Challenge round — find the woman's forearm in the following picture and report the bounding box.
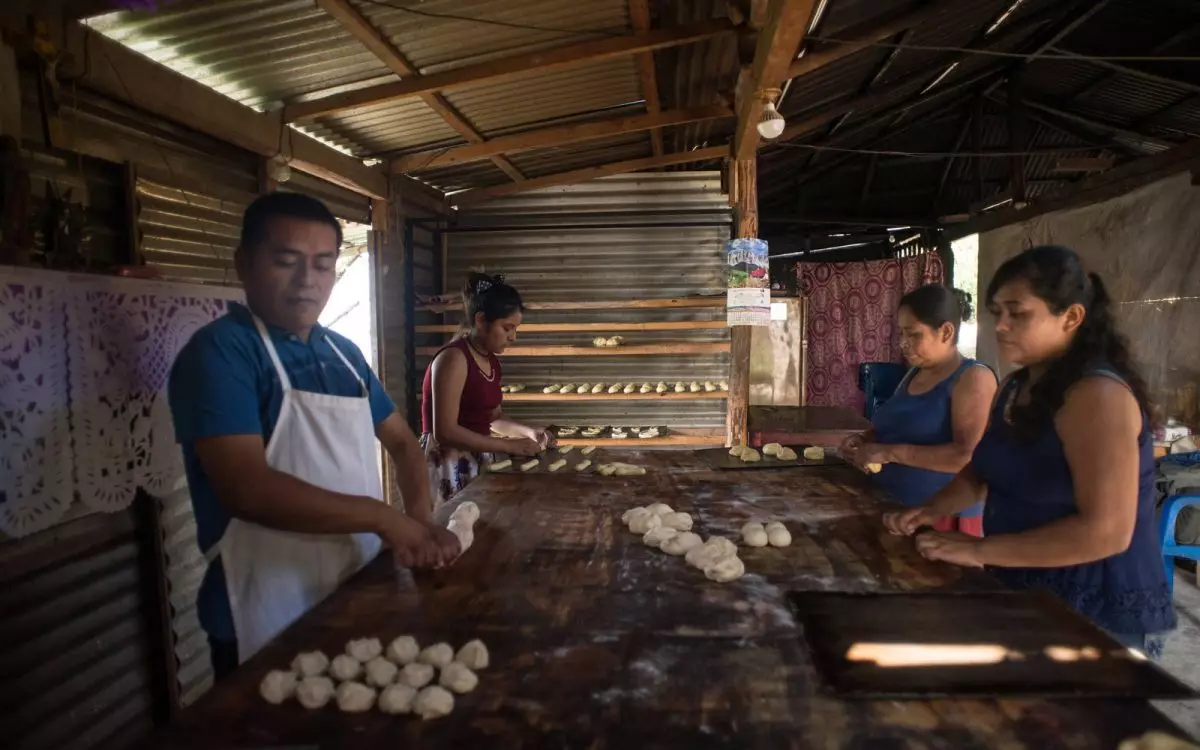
[884,442,974,474]
[434,423,513,454]
[492,415,538,440]
[925,466,987,516]
[978,514,1130,568]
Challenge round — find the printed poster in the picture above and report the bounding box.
[726,237,770,326]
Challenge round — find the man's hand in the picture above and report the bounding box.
[882,506,942,536]
[427,523,462,563]
[376,508,443,567]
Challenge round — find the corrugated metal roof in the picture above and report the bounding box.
[657,0,738,153]
[507,132,653,179]
[305,98,464,156]
[415,160,514,194]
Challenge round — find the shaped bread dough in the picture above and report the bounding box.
[597,464,617,476]
[627,509,662,534]
[336,681,376,713]
[621,506,646,524]
[455,639,489,671]
[655,382,668,393]
[399,662,435,688]
[661,512,693,531]
[645,503,673,517]
[414,685,455,720]
[365,656,398,687]
[608,383,623,393]
[259,669,297,704]
[614,463,646,476]
[488,459,513,471]
[292,651,329,677]
[705,554,746,582]
[378,683,417,715]
[685,537,737,569]
[558,445,575,455]
[520,458,540,471]
[689,381,702,392]
[418,643,455,669]
[387,635,420,665]
[775,447,798,461]
[728,445,747,458]
[330,654,362,682]
[580,446,596,455]
[740,449,761,463]
[548,459,567,472]
[447,501,479,555]
[543,384,561,394]
[640,383,654,393]
[575,460,592,471]
[719,381,729,391]
[607,336,624,346]
[762,442,782,457]
[439,661,480,694]
[346,638,382,663]
[643,526,679,549]
[661,531,703,556]
[576,384,591,394]
[803,446,826,461]
[741,521,768,547]
[704,381,717,392]
[591,383,606,393]
[296,676,335,709]
[674,382,686,393]
[592,336,608,347]
[624,383,637,393]
[766,521,793,547]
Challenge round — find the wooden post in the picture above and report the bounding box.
[727,157,756,446]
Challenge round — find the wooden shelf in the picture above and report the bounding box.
[505,391,728,401]
[416,342,730,357]
[416,296,725,313]
[556,433,724,447]
[414,320,727,333]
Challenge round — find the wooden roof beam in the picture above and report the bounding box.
[629,0,663,158]
[451,146,727,205]
[391,105,731,173]
[314,0,525,182]
[284,18,735,122]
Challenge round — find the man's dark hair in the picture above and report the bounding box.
[239,192,343,252]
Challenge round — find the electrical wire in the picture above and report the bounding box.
[353,0,624,39]
[775,143,1109,158]
[804,36,1200,62]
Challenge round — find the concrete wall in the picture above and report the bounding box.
[977,173,1200,423]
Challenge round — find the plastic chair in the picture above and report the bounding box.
[857,362,908,419]
[1158,492,1200,596]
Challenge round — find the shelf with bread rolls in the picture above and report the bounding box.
[554,428,724,448]
[415,342,729,357]
[415,295,726,314]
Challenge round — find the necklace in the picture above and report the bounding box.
[464,337,496,382]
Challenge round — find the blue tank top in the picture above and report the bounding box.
[870,358,990,515]
[971,371,1175,636]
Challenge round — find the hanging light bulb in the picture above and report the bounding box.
[757,99,786,140]
[268,154,292,184]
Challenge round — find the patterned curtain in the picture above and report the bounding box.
[799,252,945,411]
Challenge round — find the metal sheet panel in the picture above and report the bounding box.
[281,171,371,224]
[507,132,653,179]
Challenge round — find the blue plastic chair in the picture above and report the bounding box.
[1158,492,1200,596]
[857,362,908,419]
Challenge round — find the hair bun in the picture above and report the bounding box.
[952,288,973,321]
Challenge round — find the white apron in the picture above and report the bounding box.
[208,315,383,663]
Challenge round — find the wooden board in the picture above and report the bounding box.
[416,296,727,313]
[146,452,1189,749]
[694,445,845,471]
[486,449,601,475]
[415,321,728,333]
[505,390,727,402]
[791,590,1196,699]
[416,342,731,357]
[750,405,871,447]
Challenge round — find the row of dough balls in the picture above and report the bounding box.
[592,336,626,347]
[741,520,792,548]
[260,636,489,719]
[621,504,745,582]
[543,381,729,394]
[499,384,526,393]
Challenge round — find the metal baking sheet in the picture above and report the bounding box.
[789,590,1196,700]
[549,424,670,442]
[486,448,600,475]
[694,445,845,470]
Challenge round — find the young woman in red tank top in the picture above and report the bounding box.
[420,272,552,508]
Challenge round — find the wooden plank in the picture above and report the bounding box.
[505,391,728,402]
[284,19,736,121]
[628,0,663,158]
[555,433,724,447]
[415,342,731,357]
[414,320,728,333]
[451,146,728,204]
[417,296,726,312]
[391,106,731,173]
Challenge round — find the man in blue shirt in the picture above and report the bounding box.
[169,192,458,677]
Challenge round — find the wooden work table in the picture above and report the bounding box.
[146,452,1184,749]
[750,405,872,447]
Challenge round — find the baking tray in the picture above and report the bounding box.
[694,445,845,470]
[788,590,1195,699]
[549,424,670,442]
[485,446,601,474]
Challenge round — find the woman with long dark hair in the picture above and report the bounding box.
[842,285,997,535]
[420,272,551,508]
[884,246,1175,655]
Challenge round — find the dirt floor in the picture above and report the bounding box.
[1154,571,1200,737]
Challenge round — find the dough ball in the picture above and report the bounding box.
[645,503,674,517]
[330,654,362,682]
[439,661,480,694]
[661,511,693,531]
[455,639,490,671]
[296,676,336,709]
[628,510,662,535]
[378,683,418,715]
[740,449,761,463]
[803,446,826,461]
[291,650,329,677]
[365,656,399,687]
[767,525,793,547]
[621,506,646,524]
[762,442,782,456]
[414,685,455,720]
[453,501,480,525]
[597,463,617,476]
[741,522,768,547]
[387,635,420,665]
[728,445,746,458]
[346,637,382,662]
[399,662,435,688]
[705,554,746,582]
[661,531,703,556]
[336,681,376,713]
[775,447,798,461]
[685,537,737,569]
[643,526,679,549]
[417,643,455,669]
[259,669,297,704]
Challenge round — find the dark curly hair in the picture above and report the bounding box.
[898,284,973,343]
[986,245,1151,438]
[462,271,524,326]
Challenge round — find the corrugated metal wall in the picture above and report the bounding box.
[442,172,731,430]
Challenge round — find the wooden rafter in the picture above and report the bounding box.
[314,0,525,182]
[284,18,735,122]
[934,109,974,211]
[1065,22,1200,103]
[628,0,663,158]
[452,146,727,205]
[390,105,731,173]
[1022,98,1173,152]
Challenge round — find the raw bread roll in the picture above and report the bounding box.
[455,639,490,671]
[655,382,668,393]
[766,521,793,547]
[762,442,782,457]
[591,383,606,393]
[639,383,653,393]
[387,635,420,665]
[689,381,702,392]
[598,464,617,476]
[520,458,540,471]
[417,643,455,669]
[643,526,679,549]
[488,459,512,471]
[728,445,747,458]
[685,537,737,569]
[543,384,561,394]
[740,448,761,463]
[548,459,567,472]
[592,336,608,347]
[624,383,637,393]
[558,445,575,455]
[775,447,798,461]
[296,676,336,709]
[292,651,329,677]
[259,670,297,704]
[575,460,592,471]
[509,384,525,393]
[674,382,686,393]
[346,638,382,663]
[608,383,623,393]
[447,500,479,555]
[399,662,435,688]
[414,685,455,719]
[365,656,398,687]
[621,506,645,524]
[330,654,362,682]
[576,384,591,394]
[580,446,597,455]
[741,522,768,547]
[661,512,693,531]
[705,554,745,582]
[378,683,417,715]
[627,509,662,534]
[719,381,729,391]
[615,464,646,476]
[703,381,717,392]
[336,681,376,713]
[646,503,673,517]
[439,661,480,694]
[803,446,826,461]
[661,531,703,556]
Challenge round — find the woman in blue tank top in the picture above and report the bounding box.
[841,285,997,535]
[884,246,1175,656]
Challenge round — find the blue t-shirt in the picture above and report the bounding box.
[168,302,394,643]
